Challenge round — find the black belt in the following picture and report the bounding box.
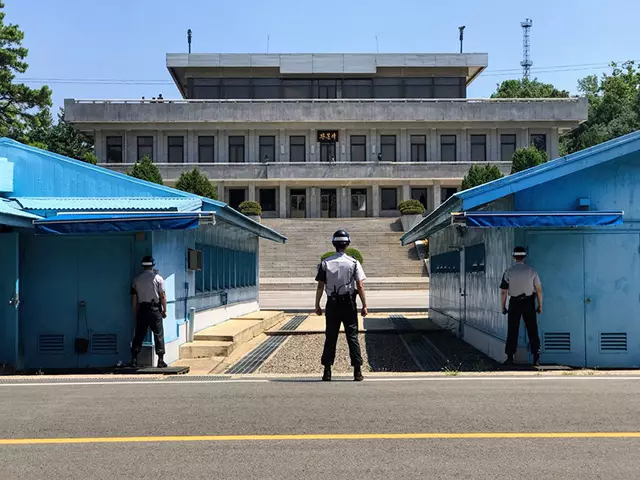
[328,293,355,301]
[510,294,534,301]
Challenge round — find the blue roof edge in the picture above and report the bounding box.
[0,138,286,242]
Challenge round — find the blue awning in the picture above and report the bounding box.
[452,211,623,228]
[34,212,213,235]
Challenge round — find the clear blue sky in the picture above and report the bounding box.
[7,0,640,112]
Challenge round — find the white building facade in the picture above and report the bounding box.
[64,53,588,219]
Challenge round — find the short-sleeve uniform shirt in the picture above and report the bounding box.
[500,262,541,297]
[131,270,165,303]
[315,253,366,296]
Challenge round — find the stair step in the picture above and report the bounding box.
[179,340,235,358]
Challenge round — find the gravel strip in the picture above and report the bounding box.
[425,331,499,372]
[258,334,420,374]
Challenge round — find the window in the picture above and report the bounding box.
[282,79,312,99]
[106,136,123,163]
[404,77,433,98]
[350,135,366,162]
[381,188,398,210]
[137,136,153,161]
[221,78,251,99]
[434,77,464,98]
[259,189,277,212]
[531,133,547,152]
[440,135,457,162]
[411,188,428,209]
[500,134,517,162]
[228,136,245,163]
[198,136,215,163]
[289,136,306,162]
[380,135,396,162]
[259,136,276,163]
[411,135,427,162]
[195,244,257,293]
[342,79,373,98]
[470,135,487,162]
[442,187,457,203]
[373,78,403,98]
[167,136,184,163]
[189,78,221,99]
[253,78,281,99]
[316,79,338,99]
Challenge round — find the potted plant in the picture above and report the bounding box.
[238,201,262,222]
[321,248,364,264]
[398,200,425,231]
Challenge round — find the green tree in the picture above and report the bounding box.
[0,1,52,139]
[28,108,96,162]
[175,167,217,199]
[128,155,163,185]
[562,61,640,154]
[510,146,548,174]
[461,164,504,190]
[491,78,569,98]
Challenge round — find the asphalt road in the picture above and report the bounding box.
[2,376,640,479]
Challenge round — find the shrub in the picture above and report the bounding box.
[321,247,364,265]
[511,146,548,174]
[238,200,262,216]
[399,199,425,215]
[128,155,163,185]
[461,164,503,190]
[175,167,217,199]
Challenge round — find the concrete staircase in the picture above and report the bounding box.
[179,311,285,359]
[260,218,426,285]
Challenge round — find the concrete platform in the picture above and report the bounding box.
[260,290,429,312]
[260,277,429,291]
[267,313,437,334]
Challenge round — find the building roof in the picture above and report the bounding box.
[401,129,640,245]
[0,199,41,228]
[166,53,488,97]
[14,197,202,212]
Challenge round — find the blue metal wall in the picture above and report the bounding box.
[0,233,19,367]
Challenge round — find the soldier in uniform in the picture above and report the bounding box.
[130,256,168,368]
[315,230,368,382]
[500,246,543,366]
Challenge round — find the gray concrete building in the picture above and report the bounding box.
[64,53,588,219]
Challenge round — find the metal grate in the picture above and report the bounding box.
[280,315,308,331]
[38,334,64,354]
[600,332,628,352]
[226,336,287,374]
[543,332,571,352]
[91,333,118,354]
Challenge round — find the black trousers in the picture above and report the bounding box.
[505,296,540,356]
[321,296,363,367]
[131,303,165,357]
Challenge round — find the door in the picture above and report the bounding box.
[584,234,640,367]
[320,189,337,218]
[21,236,134,369]
[228,189,246,211]
[351,189,367,218]
[0,233,19,366]
[320,143,336,162]
[290,189,306,218]
[411,188,428,210]
[527,232,586,366]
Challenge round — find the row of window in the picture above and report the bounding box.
[187,77,466,100]
[106,133,548,164]
[194,244,257,294]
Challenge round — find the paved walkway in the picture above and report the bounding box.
[259,290,429,311]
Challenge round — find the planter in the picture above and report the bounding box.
[247,215,261,223]
[400,214,424,232]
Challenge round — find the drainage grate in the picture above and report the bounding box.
[600,332,627,352]
[226,336,287,374]
[389,315,414,330]
[91,333,118,354]
[390,315,447,371]
[543,332,571,352]
[280,315,308,331]
[38,334,64,354]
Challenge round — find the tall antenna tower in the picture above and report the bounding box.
[520,18,533,79]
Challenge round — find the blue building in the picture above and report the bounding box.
[0,139,285,371]
[402,131,640,368]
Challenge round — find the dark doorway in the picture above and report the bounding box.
[290,189,306,218]
[411,188,429,210]
[320,189,337,218]
[351,188,367,217]
[229,188,246,211]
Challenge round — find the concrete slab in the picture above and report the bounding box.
[195,320,264,343]
[171,357,224,375]
[268,313,436,334]
[179,340,235,358]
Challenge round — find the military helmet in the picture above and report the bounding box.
[332,230,351,248]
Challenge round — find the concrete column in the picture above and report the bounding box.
[309,128,316,162]
[218,131,227,163]
[94,129,103,162]
[402,184,411,202]
[127,132,136,162]
[400,128,408,162]
[279,183,287,218]
[123,130,129,163]
[490,128,498,161]
[309,187,318,218]
[550,128,559,159]
[337,128,347,162]
[156,130,164,163]
[279,128,286,163]
[187,130,196,163]
[459,129,467,162]
[340,187,349,217]
[372,184,380,217]
[248,183,256,202]
[429,129,438,162]
[247,130,256,163]
[217,181,225,203]
[370,128,378,161]
[432,183,442,211]
[519,128,529,149]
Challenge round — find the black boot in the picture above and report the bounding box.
[157,357,168,368]
[354,366,364,382]
[130,357,138,368]
[503,354,514,365]
[533,354,540,367]
[322,366,332,382]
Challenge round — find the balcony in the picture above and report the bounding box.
[65,97,588,125]
[103,160,513,183]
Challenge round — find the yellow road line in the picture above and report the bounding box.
[2,432,640,445]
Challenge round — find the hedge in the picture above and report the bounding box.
[238,201,262,216]
[321,247,364,265]
[398,199,425,215]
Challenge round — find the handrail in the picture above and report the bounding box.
[69,97,583,105]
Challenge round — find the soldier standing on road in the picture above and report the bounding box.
[315,230,368,382]
[130,256,168,368]
[500,246,543,366]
